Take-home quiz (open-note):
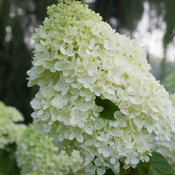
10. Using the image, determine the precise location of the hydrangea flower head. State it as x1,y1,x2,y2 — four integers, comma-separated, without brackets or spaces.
16,124,90,175
27,0,175,174
0,101,25,149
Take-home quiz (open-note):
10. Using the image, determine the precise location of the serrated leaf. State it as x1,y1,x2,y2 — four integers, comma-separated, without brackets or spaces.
95,96,119,120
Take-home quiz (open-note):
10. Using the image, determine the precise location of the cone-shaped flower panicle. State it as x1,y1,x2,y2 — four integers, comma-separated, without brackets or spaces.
0,101,25,149
16,124,90,175
27,0,175,174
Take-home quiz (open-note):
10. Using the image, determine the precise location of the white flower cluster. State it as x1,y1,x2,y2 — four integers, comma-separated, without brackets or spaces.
0,101,25,149
16,124,90,175
27,1,175,174
153,93,175,167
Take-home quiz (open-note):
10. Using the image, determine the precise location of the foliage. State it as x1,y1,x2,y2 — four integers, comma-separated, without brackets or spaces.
163,70,175,93
95,96,119,120
0,144,20,175
151,152,175,175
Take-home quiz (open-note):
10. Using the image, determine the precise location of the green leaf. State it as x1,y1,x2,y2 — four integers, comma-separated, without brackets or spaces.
120,165,139,175
120,166,126,175
95,96,119,120
151,152,175,175
0,144,20,175
0,149,11,175
104,169,115,175
136,159,151,175
7,161,20,175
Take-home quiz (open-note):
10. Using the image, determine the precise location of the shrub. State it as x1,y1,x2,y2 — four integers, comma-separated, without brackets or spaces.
27,0,175,174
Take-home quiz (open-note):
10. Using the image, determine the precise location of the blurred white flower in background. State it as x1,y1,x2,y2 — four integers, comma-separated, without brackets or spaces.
0,101,25,149
16,124,90,175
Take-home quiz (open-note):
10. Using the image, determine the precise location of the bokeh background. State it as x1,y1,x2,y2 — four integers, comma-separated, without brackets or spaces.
0,0,175,123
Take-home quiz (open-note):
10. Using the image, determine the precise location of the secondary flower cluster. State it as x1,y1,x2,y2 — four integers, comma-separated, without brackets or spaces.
16,124,90,175
27,1,175,174
0,101,25,149
0,100,90,175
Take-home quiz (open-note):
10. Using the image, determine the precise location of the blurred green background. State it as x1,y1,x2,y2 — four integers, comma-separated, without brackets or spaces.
0,0,175,123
